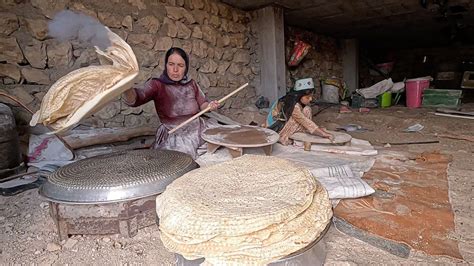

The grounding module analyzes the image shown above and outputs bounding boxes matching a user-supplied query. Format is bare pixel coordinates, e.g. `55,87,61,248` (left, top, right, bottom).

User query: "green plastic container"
379,92,392,108
422,89,462,108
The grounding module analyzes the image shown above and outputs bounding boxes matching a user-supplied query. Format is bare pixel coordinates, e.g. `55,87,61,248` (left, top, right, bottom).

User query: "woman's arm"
122,89,137,104
122,79,159,107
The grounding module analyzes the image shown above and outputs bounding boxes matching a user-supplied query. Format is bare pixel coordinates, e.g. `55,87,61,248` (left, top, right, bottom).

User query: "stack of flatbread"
156,155,332,265
29,11,139,134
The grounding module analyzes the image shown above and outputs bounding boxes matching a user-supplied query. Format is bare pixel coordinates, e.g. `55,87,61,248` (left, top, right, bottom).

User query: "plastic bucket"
379,92,392,108
322,84,339,103
405,78,430,108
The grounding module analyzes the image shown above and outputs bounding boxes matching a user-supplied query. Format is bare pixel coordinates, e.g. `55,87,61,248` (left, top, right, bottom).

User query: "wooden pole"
0,92,75,156
168,83,249,135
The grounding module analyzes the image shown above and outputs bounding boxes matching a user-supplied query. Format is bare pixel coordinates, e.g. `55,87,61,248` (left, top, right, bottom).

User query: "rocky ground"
1,104,473,265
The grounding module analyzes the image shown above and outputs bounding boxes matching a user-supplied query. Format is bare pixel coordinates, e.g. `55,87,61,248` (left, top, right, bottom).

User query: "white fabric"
293,138,378,156
313,165,374,199
357,78,394,99
390,81,405,93
28,134,74,162
197,139,376,200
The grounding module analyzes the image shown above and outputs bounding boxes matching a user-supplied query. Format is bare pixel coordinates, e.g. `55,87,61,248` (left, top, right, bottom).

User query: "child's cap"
294,78,314,91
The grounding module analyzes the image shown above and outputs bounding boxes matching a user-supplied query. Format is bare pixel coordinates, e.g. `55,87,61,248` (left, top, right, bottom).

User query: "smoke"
48,10,111,50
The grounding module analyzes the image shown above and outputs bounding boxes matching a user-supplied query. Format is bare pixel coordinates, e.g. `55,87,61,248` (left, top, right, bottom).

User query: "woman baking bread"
122,47,219,159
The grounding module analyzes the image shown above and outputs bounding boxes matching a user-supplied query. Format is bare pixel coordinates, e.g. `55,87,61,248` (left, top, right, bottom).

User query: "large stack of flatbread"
29,11,139,134
156,155,332,265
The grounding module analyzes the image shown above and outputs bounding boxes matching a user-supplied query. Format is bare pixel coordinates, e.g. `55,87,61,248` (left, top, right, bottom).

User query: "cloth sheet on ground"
334,150,463,259
197,139,376,200
22,130,376,201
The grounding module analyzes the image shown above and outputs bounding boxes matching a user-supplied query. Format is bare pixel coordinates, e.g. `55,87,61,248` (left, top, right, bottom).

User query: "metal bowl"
40,149,198,204
175,221,331,266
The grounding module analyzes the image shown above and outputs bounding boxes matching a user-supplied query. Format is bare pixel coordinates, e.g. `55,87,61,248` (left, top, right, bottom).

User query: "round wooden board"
290,130,352,144
202,125,279,148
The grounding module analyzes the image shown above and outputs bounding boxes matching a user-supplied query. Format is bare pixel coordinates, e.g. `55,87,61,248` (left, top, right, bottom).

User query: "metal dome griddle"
40,149,198,204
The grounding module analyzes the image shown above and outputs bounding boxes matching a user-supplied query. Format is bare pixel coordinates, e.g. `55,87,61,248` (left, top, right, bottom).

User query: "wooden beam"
63,127,157,149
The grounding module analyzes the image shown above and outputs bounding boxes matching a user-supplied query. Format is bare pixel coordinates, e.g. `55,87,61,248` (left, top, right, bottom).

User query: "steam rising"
48,10,111,50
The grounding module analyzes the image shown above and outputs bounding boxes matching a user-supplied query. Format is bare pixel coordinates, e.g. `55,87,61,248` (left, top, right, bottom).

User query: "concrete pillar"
342,39,359,93
256,6,286,104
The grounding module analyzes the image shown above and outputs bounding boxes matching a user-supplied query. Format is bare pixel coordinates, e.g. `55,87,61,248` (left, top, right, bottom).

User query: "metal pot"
175,222,330,266
0,103,22,180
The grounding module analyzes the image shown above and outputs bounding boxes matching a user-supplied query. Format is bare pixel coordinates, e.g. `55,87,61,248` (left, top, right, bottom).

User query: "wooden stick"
437,134,474,142
0,171,38,183
434,112,474,120
0,92,75,157
386,140,439,145
436,108,474,116
0,92,34,114
168,83,249,134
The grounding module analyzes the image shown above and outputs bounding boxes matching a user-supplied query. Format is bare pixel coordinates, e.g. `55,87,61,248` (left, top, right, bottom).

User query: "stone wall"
0,0,259,128
285,26,343,97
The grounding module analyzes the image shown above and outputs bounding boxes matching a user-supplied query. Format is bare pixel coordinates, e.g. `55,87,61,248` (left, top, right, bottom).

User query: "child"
268,78,334,145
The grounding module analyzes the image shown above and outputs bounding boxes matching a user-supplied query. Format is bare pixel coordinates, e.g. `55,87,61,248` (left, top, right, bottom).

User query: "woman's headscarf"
157,47,191,85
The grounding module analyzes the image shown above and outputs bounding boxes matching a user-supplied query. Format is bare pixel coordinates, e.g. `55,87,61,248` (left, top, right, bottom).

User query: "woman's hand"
208,100,220,111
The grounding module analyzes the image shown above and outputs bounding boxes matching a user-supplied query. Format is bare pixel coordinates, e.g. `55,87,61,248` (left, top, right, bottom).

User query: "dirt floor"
318,104,474,265
1,104,473,265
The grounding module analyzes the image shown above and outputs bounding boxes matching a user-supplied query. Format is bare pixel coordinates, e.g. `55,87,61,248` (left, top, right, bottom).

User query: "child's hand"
324,133,335,142
319,128,334,141
328,134,335,142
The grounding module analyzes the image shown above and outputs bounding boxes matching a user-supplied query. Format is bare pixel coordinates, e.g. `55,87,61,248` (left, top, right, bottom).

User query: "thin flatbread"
291,130,352,144
155,155,333,265
201,125,279,148
30,20,138,134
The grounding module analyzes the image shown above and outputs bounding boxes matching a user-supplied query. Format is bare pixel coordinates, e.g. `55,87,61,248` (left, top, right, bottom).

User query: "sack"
288,40,311,67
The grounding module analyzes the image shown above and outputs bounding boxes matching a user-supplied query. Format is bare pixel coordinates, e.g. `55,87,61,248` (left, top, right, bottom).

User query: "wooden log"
63,127,157,149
